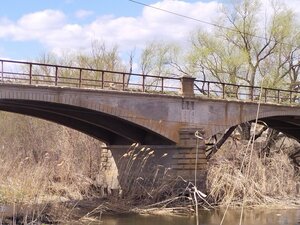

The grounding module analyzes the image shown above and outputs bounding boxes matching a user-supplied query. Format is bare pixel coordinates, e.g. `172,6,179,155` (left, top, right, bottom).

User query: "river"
82,208,300,225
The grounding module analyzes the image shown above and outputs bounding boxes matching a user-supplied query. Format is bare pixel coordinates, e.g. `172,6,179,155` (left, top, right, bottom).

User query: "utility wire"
129,0,237,32
129,0,300,49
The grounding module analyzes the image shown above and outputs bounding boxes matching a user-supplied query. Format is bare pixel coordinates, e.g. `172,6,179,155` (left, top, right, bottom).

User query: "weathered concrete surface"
1,83,300,145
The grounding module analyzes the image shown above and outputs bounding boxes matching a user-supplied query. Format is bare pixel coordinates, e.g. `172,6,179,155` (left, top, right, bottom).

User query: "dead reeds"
117,143,185,204
207,138,300,207
0,111,121,223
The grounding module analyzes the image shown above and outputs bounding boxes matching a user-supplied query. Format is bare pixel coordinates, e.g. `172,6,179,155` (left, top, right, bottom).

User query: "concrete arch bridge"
1,59,300,190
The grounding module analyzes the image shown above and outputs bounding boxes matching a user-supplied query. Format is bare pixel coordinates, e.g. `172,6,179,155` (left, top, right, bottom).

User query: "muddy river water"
79,208,300,225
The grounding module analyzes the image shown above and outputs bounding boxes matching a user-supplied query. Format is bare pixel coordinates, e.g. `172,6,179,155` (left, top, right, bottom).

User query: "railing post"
142,75,145,92
122,73,125,91
180,76,195,97
29,63,32,85
55,66,58,86
79,68,82,88
222,83,225,99
290,91,292,103
101,71,104,89
277,90,280,103
250,86,254,101
264,88,267,102
161,77,164,93
207,82,210,97
1,60,3,82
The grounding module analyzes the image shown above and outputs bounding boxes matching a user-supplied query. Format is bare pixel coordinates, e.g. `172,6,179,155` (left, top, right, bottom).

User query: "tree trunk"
290,149,300,167
261,129,280,157
207,125,237,159
239,122,251,140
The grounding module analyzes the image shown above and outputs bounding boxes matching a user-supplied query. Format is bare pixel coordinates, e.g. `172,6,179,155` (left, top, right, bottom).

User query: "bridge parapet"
1,58,300,106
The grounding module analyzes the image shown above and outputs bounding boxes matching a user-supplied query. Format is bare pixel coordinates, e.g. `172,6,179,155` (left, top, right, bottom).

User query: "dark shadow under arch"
206,116,300,158
260,116,300,141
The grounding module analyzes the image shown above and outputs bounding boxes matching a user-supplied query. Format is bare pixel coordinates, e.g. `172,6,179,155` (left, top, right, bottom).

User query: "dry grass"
0,112,117,206
113,143,212,220
207,137,300,207
117,144,189,204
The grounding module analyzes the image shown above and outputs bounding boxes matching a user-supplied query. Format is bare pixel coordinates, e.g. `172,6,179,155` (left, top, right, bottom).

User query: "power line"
129,0,238,32
129,0,300,49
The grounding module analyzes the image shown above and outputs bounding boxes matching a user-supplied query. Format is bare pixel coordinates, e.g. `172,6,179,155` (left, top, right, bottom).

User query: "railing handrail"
0,58,181,81
2,58,299,95
195,79,300,95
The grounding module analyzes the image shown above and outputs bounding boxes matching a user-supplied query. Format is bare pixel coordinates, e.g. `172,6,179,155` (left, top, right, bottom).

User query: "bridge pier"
108,129,208,194
171,129,208,191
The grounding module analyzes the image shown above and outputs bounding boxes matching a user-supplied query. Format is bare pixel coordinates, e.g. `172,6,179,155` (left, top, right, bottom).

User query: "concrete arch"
199,100,300,141
0,99,175,145
0,84,184,144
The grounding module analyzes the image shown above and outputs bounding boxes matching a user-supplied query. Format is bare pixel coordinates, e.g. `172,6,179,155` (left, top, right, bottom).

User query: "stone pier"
108,128,208,193
171,129,208,191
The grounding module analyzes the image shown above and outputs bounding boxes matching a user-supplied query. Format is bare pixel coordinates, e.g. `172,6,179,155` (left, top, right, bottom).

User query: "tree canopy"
188,0,300,91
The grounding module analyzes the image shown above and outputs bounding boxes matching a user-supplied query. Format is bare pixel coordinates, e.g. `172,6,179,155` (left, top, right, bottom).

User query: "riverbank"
1,198,299,224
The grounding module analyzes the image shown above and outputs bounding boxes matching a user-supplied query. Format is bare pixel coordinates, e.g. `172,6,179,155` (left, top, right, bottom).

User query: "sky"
0,0,299,62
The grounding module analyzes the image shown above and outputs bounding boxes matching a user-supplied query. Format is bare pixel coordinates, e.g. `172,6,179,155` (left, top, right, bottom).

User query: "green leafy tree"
139,41,181,91
189,0,300,89
33,41,128,88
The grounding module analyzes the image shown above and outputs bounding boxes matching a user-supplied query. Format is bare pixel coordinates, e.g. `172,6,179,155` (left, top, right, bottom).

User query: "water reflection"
85,208,300,225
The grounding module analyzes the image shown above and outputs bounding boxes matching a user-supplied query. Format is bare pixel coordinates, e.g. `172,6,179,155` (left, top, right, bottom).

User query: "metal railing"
194,80,300,105
0,58,300,105
0,59,181,94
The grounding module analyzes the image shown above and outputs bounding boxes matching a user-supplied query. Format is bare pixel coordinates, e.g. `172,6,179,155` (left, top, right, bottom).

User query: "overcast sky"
0,0,299,61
